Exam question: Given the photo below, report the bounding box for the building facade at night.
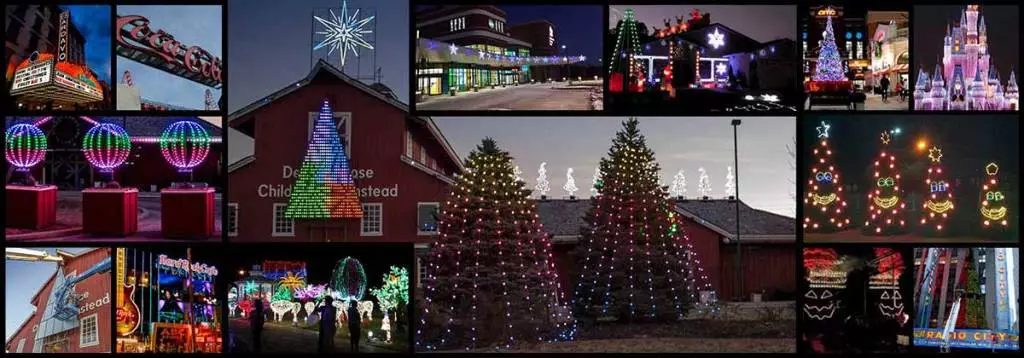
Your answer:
[414,199,797,303]
[802,6,868,88]
[6,5,109,110]
[228,60,463,242]
[4,117,223,192]
[866,14,910,89]
[414,5,582,96]
[5,248,112,353]
[913,5,1019,111]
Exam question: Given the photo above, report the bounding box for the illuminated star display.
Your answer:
[708,28,725,49]
[313,0,375,67]
[449,43,458,55]
[986,162,999,176]
[928,146,943,163]
[880,132,891,145]
[817,121,831,138]
[478,50,485,60]
[715,63,727,75]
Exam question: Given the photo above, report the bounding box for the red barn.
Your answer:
[5,248,112,353]
[414,198,796,303]
[227,60,463,242]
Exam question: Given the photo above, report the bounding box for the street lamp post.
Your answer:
[561,44,570,84]
[731,118,743,301]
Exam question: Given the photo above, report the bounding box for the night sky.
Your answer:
[228,0,408,112]
[436,117,796,217]
[416,5,603,65]
[117,5,222,109]
[801,114,1019,193]
[610,5,796,43]
[220,244,412,291]
[913,5,1019,78]
[61,5,110,83]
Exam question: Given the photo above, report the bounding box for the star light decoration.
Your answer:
[817,121,831,138]
[313,0,375,67]
[279,272,306,291]
[707,28,725,49]
[928,146,943,163]
[880,131,892,144]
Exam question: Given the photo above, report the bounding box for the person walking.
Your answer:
[348,300,361,352]
[879,75,891,103]
[318,296,338,353]
[251,299,265,353]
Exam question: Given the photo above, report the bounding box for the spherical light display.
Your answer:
[5,124,47,171]
[160,120,211,173]
[82,123,131,173]
[332,257,366,301]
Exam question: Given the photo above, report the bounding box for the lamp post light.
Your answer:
[561,44,571,84]
[730,118,743,301]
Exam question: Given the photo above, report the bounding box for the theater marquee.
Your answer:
[116,15,223,88]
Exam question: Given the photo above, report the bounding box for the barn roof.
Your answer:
[535,198,795,243]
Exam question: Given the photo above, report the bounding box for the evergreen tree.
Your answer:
[964,257,985,328]
[813,15,847,82]
[417,139,573,351]
[609,8,644,91]
[573,118,715,323]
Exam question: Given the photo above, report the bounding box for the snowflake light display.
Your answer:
[159,120,211,173]
[313,0,375,67]
[286,99,363,219]
[83,123,131,173]
[707,28,725,49]
[5,123,47,171]
[564,167,578,197]
[333,257,367,301]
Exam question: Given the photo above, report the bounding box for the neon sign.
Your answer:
[58,11,69,62]
[156,255,219,277]
[116,15,222,88]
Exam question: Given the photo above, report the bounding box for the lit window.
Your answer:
[417,203,440,235]
[79,314,98,348]
[227,203,238,237]
[361,203,382,236]
[272,203,294,236]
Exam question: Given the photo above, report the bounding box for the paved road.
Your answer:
[417,83,598,111]
[228,318,404,353]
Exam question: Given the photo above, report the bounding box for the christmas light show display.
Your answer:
[864,131,906,234]
[804,121,850,232]
[869,248,905,319]
[574,118,718,324]
[980,162,1009,229]
[417,138,574,351]
[608,8,644,93]
[921,146,954,233]
[159,120,212,173]
[914,5,1019,111]
[370,266,409,320]
[82,123,131,173]
[591,167,602,197]
[285,98,364,219]
[535,162,550,198]
[803,248,846,321]
[5,123,47,171]
[697,167,711,198]
[313,0,375,67]
[333,257,367,301]
[806,14,853,94]
[564,167,578,197]
[707,28,725,49]
[724,166,735,198]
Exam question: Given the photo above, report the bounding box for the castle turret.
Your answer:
[968,65,987,109]
[1006,68,1019,110]
[914,67,930,109]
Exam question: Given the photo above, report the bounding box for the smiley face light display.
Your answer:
[865,131,906,235]
[980,162,1009,229]
[921,146,954,234]
[803,248,846,321]
[869,248,905,320]
[804,121,851,232]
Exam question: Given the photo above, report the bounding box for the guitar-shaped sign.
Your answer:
[116,248,141,336]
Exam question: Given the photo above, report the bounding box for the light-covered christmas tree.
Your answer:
[804,121,850,232]
[536,162,550,199]
[813,15,847,82]
[921,146,953,234]
[564,167,578,198]
[609,8,644,92]
[669,170,686,199]
[864,131,906,235]
[697,167,711,199]
[417,139,574,351]
[285,98,363,219]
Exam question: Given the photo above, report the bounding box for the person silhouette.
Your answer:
[251,299,265,353]
[319,296,337,352]
[348,300,361,352]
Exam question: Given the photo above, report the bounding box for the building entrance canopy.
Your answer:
[417,38,585,67]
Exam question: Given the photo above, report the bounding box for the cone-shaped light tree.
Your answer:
[813,15,847,82]
[864,131,906,235]
[609,8,644,92]
[573,118,716,322]
[980,162,1009,230]
[921,146,953,234]
[804,121,850,232]
[285,98,363,219]
[417,138,574,351]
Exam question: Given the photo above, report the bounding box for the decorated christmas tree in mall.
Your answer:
[416,138,574,351]
[573,118,716,322]
[608,8,644,92]
[807,14,851,92]
[285,98,363,220]
[864,131,906,235]
[920,146,953,235]
[804,121,850,232]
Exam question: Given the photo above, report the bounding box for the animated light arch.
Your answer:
[5,123,47,171]
[83,123,131,173]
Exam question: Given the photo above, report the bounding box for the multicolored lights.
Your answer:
[812,15,847,82]
[921,145,954,233]
[285,98,363,219]
[333,257,366,301]
[981,162,1008,228]
[5,123,47,171]
[804,122,850,232]
[159,120,212,173]
[83,123,131,173]
[865,131,906,234]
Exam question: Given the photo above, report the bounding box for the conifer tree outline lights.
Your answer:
[609,8,644,92]
[921,145,954,232]
[981,162,1008,228]
[865,130,906,234]
[564,167,578,198]
[724,166,735,198]
[697,167,711,198]
[804,121,850,232]
[285,98,364,219]
[670,170,686,198]
[416,139,574,351]
[535,162,550,198]
[591,167,602,197]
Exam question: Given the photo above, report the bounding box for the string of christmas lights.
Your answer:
[865,131,906,234]
[921,146,954,233]
[82,123,131,173]
[159,120,211,173]
[5,123,47,171]
[285,98,364,219]
[804,121,850,232]
[980,162,1009,229]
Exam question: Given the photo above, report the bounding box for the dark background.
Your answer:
[220,243,413,291]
